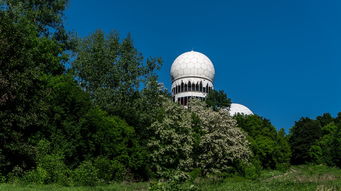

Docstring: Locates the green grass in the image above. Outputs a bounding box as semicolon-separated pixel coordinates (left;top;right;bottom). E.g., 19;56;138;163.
199;165;341;191
0;165;340;191
0;182;149;191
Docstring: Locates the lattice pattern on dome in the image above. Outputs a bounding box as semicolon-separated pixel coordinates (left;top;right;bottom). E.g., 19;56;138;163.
170;51;215;82
170;51;215;106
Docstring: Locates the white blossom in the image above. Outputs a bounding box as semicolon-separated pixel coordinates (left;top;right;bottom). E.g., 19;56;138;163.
147;99;252;177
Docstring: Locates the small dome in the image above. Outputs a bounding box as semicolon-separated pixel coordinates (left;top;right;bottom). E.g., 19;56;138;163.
229;103;253;116
170;51;215;82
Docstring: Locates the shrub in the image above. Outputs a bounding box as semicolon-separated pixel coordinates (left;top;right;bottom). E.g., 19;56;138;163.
71;160;99;186
21;154;71;185
22;167;48;184
39;154;71;184
234;159;261;180
149;171;199;191
93;157;126;182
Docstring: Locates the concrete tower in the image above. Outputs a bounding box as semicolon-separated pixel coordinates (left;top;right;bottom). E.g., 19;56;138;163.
170;51;215;105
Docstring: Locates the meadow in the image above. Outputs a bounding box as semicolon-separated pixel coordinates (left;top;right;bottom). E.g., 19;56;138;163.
0;165;339;191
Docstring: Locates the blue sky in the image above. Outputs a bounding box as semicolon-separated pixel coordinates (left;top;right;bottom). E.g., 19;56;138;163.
64;0;341;132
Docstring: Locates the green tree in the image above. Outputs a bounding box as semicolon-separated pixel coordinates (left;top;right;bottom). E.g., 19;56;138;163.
289;113;341;167
289;117;322;165
0;11;65;174
335;112;341;124
42;75;145;176
316;113;334;127
205;89;231;111
309;122;341;167
234;114;291;169
21;75;145;182
72;32;166;179
274;129;291;169
2;0;74;48
72;30;164;142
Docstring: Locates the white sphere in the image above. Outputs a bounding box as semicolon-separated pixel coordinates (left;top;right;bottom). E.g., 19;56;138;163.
229;103;254;116
170;51;215;82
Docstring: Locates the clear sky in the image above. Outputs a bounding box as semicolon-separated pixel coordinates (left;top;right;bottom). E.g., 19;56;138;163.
64;0;341;132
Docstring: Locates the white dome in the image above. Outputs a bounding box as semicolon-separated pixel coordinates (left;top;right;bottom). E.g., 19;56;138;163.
170;51;215;82
229;103;253;116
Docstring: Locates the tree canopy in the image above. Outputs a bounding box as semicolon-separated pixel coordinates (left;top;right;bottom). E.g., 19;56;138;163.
289;113;341;167
234;114;291;169
72;30;164;131
205;89;231;111
148;99;251;177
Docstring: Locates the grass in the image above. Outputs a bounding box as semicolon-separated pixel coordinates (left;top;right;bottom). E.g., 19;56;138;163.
0;165;340;191
199;165;341;191
0;182;149;191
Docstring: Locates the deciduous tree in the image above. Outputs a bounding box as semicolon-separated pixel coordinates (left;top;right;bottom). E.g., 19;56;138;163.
205;89;231;111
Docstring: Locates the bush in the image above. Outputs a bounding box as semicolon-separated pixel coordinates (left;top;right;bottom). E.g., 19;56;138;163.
149;171;199;191
22;154;71;185
22;167;48;184
93;157;126;183
7;166;24;183
235;160;261;180
188;168;202;180
71;160;99;186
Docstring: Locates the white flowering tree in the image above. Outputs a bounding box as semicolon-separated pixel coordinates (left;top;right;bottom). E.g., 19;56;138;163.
147;98;251;177
189;99;251;175
147;99;194;177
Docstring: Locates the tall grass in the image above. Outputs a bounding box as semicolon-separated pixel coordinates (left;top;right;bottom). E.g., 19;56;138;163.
0;165;340;191
199;165;341;191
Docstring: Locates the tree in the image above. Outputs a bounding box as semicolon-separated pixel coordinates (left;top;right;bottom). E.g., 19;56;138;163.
316;113;334;127
234;114;291;169
42;75;147;177
274;129;291;169
2;0;72;44
205;89;231;111
0;11;65;174
18;75;147;182
335;112;341;124
309;122;341;167
72;30;164;138
72;31;161;125
289;113;341;167
289;117;322;165
147;99;251;177
0;0;158;182
189;100;251;175
147;99;194;177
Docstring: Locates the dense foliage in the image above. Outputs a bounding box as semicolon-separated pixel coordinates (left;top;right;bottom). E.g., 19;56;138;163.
205;89;231;111
289;113;341;167
234;114;291;170
0;4;65;175
148;99;251;178
72;30;164;131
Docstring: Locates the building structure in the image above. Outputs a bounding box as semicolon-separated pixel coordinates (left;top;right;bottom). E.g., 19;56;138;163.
170;50;253;116
170;51;215;105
